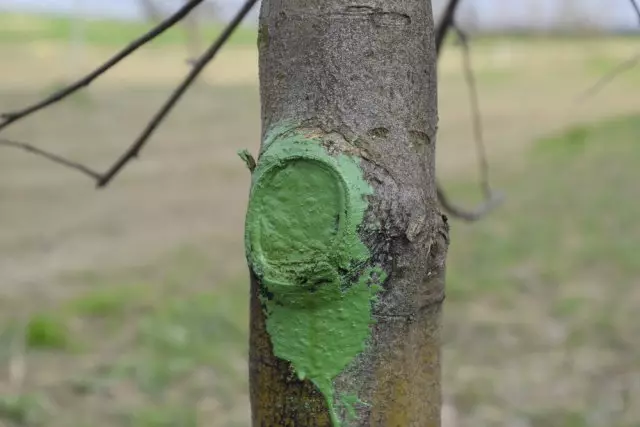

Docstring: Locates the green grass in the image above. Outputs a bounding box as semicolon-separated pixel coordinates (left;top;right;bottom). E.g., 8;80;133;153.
0;244;250;426
3;12;637;50
440;31;640;48
7;249;248;426
68;286;145;317
0;394;49;426
584;54;640;83
446;113;640;296
0;12;256;47
443;113;640;426
121;406;199;427
24;314;72;350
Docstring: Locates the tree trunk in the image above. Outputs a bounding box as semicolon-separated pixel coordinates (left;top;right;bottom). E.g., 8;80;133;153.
138;0;163;22
182;0;202;62
245;1;447;426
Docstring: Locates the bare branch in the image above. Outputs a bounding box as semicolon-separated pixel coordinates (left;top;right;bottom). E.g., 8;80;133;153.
577;52;640;101
0;0;257;187
0;138;102;180
435;0;461;54
0;0;206;133
1;0;494;214
437;184;505;222
454;23;491;195
630;0;640;24
433;1;503;221
577;0;640;100
96;0;258;187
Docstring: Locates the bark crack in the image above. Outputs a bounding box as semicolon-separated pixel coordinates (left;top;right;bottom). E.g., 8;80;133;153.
338;5;411;27
373;291;446;319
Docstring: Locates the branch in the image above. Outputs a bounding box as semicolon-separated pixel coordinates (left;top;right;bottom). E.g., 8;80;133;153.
433;0;504;221
454;23;489;195
0;138;102;180
0;0;206;133
437;183;504;222
435;0;461;55
630;0;640;24
2;0;494;212
0;0;258;188
96;0;258;187
577;52;640;101
577;0;640;101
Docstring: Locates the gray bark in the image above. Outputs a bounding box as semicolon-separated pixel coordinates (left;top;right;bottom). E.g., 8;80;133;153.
250;1;447;425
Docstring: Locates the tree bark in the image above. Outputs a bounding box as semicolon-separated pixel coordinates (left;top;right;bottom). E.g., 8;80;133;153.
246;1;447;426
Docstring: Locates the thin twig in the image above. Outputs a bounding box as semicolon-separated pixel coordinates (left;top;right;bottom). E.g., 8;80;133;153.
454;23;491;196
2;0;492;207
0;0;206;133
433;1;504;221
629;0;640;24
435;0;461;55
96;0;258;187
577;0;640;101
577;53;640;101
0;138;102;180
437;184;504;222
0;0;257;187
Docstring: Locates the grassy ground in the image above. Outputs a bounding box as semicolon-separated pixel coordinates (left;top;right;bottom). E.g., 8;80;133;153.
0;17;639;426
443;115;640;427
0;13;256;47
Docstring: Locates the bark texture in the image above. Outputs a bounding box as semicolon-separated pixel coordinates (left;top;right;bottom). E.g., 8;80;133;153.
249;1;447;425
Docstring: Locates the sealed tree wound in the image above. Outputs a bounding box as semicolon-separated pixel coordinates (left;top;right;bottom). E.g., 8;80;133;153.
251;0;444;426
245;125;386;425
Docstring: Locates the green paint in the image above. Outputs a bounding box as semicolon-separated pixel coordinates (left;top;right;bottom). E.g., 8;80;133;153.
245;124;385;425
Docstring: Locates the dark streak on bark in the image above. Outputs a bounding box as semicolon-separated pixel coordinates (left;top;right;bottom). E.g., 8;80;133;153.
251;1;446;425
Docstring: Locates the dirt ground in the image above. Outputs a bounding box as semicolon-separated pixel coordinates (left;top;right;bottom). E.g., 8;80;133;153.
0;34;639;426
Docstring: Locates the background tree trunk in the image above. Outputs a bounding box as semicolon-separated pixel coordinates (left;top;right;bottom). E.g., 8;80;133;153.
182;0;202;62
247;1;448;426
138;0;206;63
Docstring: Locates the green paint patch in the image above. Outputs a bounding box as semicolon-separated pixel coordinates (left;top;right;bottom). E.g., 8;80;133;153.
245;124;384;425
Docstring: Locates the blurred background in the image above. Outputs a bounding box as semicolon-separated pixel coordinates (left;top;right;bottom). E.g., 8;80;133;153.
0;1;638;426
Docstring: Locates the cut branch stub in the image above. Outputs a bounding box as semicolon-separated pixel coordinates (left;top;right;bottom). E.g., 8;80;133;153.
245;124;386;425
